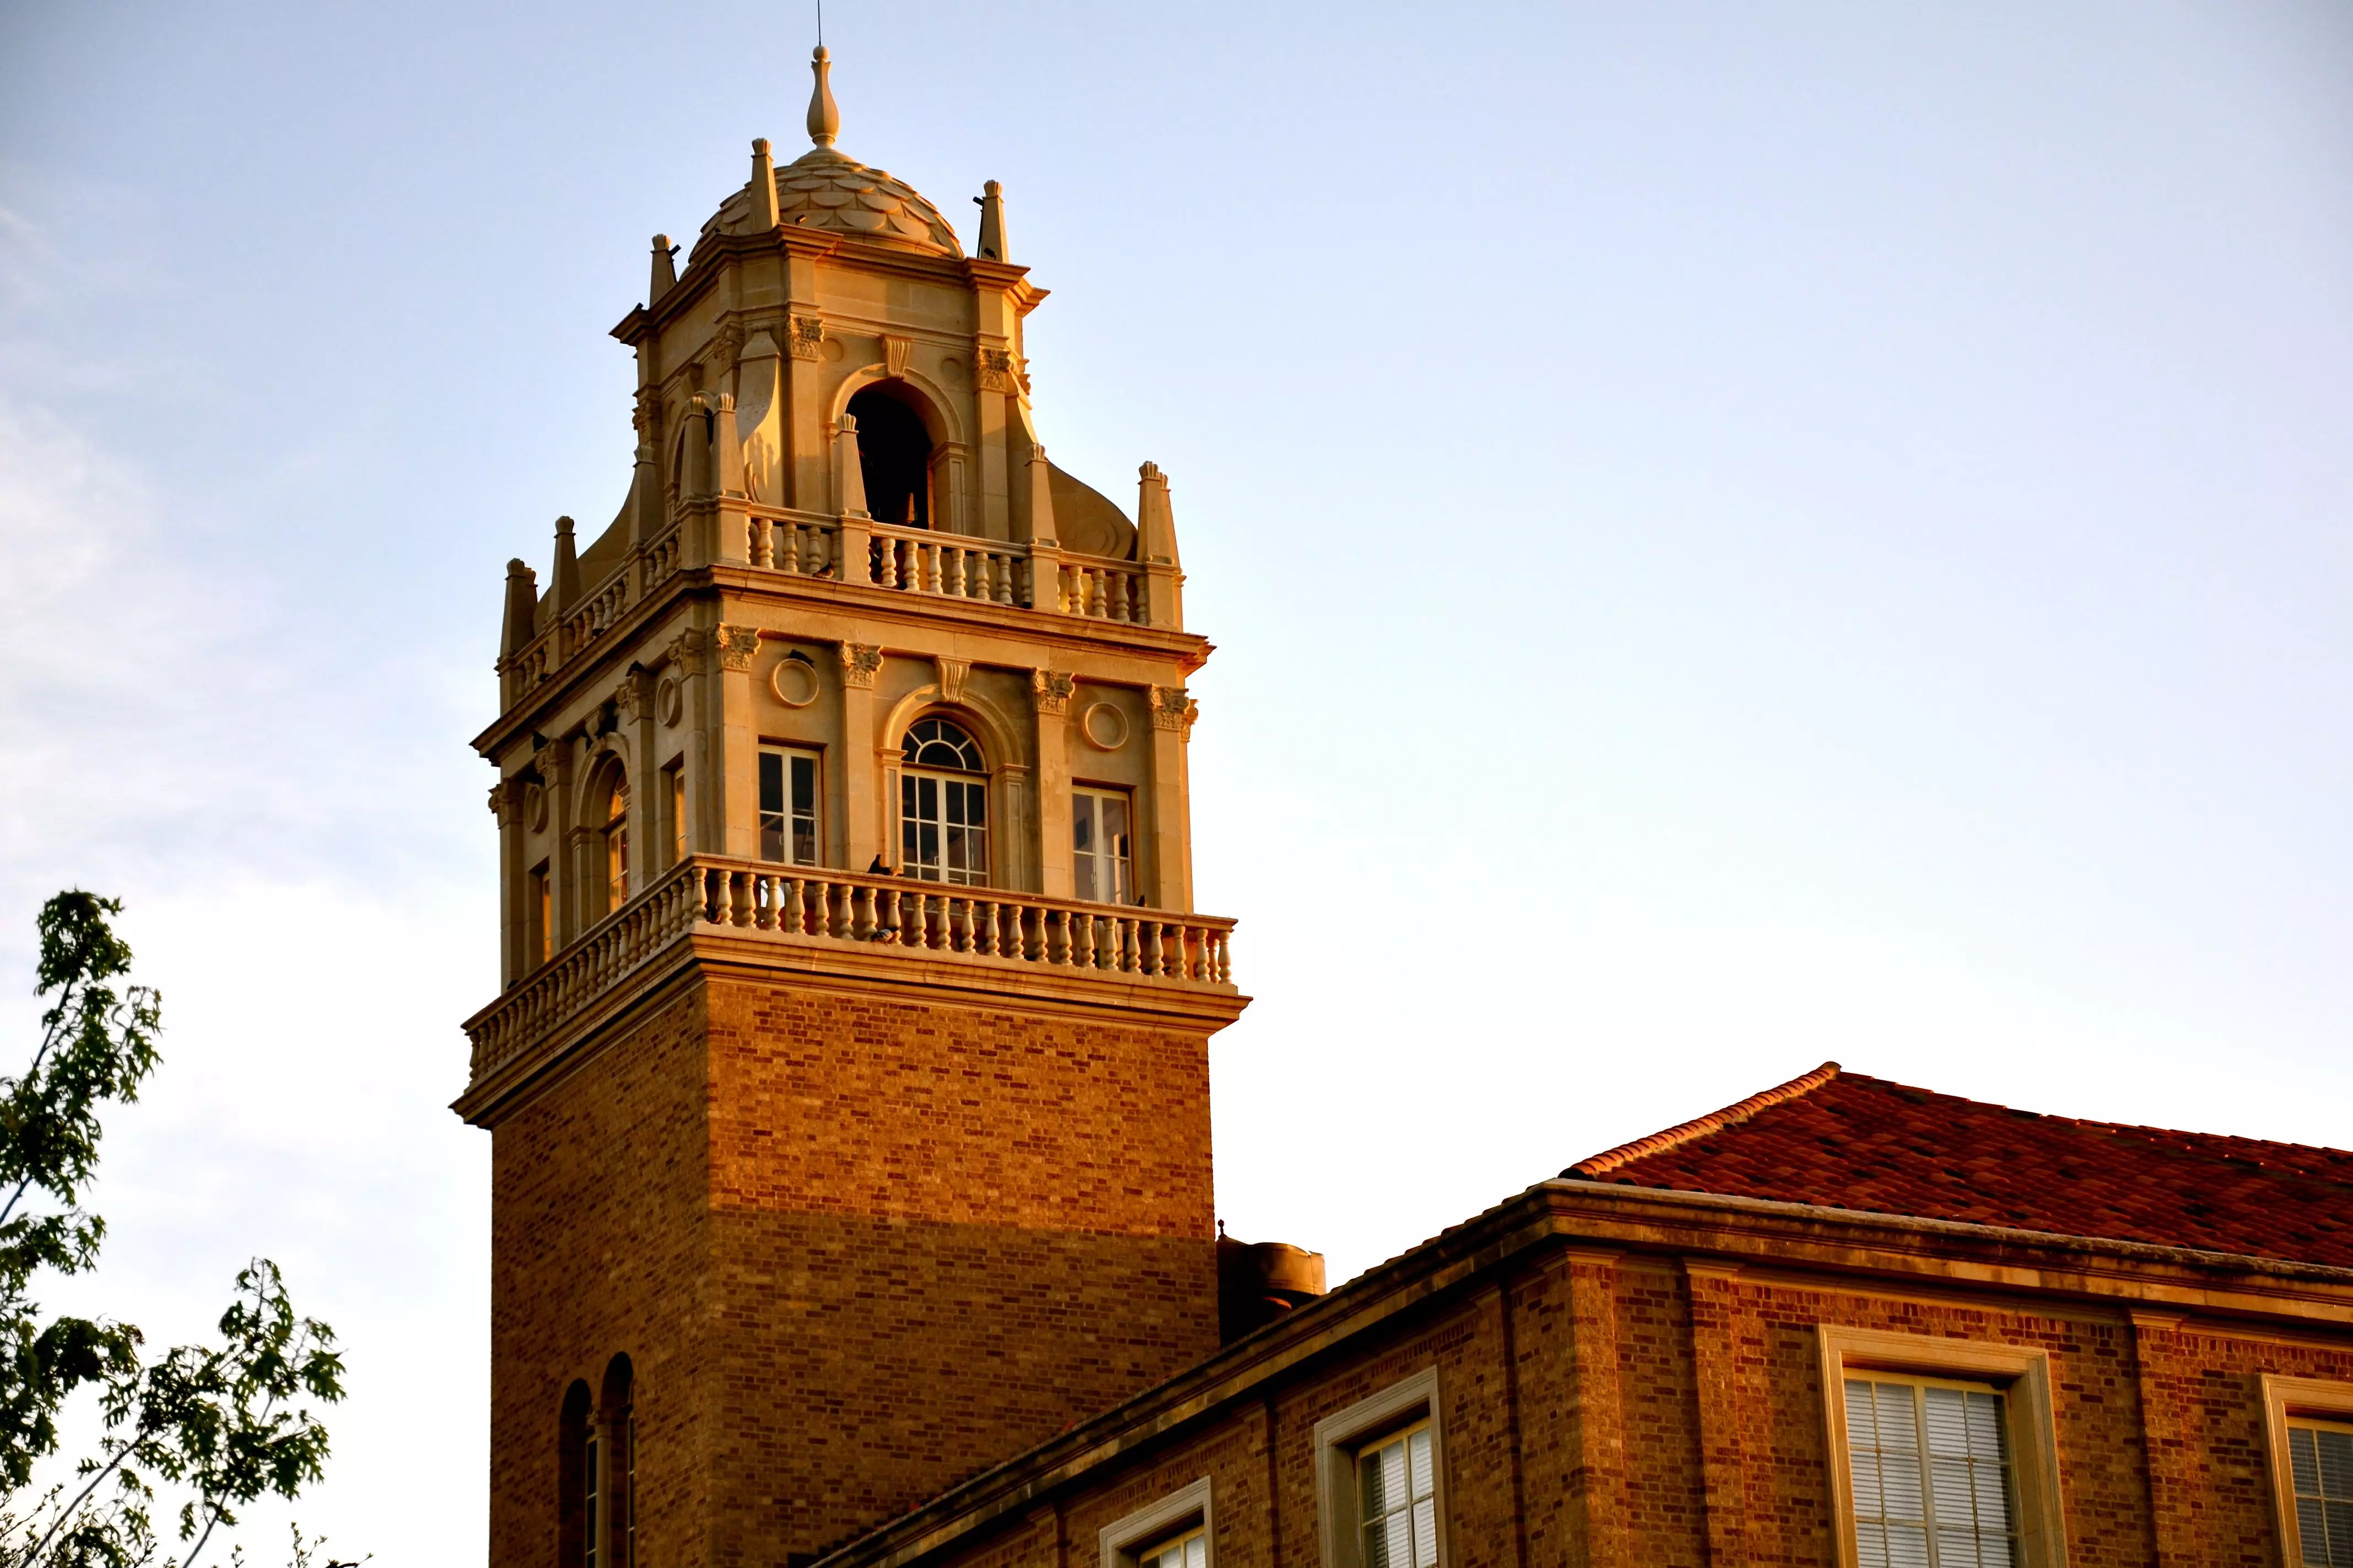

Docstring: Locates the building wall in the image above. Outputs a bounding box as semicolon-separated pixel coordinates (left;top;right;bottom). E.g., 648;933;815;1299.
488;968;1224;1568
852;1230;2353;1568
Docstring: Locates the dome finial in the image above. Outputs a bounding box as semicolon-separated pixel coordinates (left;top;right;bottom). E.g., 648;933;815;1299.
807;45;840;149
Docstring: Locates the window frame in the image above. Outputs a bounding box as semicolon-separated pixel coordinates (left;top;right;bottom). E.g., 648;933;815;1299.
759;745;826;868
527;861;552;969
1815;1326;2067;1568
1098;1477;1213;1568
898;719;991;887
1072;783;1136;906
661;759;687;867
1313;1367;1448;1568
2261;1372;2353;1567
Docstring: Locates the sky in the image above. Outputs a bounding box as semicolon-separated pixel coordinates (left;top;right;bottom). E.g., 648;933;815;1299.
1;1;2349;1559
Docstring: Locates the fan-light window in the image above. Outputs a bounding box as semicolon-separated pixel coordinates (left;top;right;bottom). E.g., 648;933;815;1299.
759;749;822;866
1074;787;1132;904
1136;1527;1205;1568
2292;1418;2353;1567
1844;1377;2019;1567
1359;1422;1437;1568
900;719;988;885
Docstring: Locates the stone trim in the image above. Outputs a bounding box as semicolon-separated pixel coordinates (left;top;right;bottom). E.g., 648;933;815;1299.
1312;1366;1448;1568
1097;1478;1212;1568
1814;1324;2068;1568
2258;1372;2353;1568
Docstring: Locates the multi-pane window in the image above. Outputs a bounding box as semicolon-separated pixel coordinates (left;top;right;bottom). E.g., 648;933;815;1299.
623;1408;638;1568
1136;1526;1205;1568
584;1428;601;1568
1359;1422;1437;1568
1073;787;1133;904
900;720;988;885
1844;1377;2018;1568
759;749;822;866
2292;1418;2353;1567
603;779;630;912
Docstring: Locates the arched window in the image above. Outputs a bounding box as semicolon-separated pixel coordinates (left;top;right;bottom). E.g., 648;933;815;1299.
600;1355;638;1568
849;384;935;528
900;718;987;885
601;771;630;915
558;1380;593;1567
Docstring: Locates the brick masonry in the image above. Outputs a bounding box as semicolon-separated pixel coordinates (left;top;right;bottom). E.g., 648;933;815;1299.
812;1194;2353;1568
485;967;1223;1567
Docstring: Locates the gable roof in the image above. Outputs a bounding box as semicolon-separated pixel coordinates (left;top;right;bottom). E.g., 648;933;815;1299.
1565;1062;2353;1268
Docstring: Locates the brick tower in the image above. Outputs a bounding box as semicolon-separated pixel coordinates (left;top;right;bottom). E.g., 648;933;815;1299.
457;48;1246;1568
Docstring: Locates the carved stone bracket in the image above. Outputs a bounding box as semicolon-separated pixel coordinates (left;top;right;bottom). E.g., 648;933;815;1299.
839;642;884;688
614;667;654;721
936;656;971;705
710;321;746;375
884;334;913;379
1150;685;1198;735
664;626;709;675
790;315;824;362
715;625;761;672
487;779;516;824
976;348;1015;392
1030;669;1074;716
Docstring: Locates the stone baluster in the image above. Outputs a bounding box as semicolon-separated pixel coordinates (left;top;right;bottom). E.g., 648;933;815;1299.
850;884;874;940
1214;929;1231;983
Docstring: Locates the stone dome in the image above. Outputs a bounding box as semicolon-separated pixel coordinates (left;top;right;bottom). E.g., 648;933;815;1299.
701;147;964;258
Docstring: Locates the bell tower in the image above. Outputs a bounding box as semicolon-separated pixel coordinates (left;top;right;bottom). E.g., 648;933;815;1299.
460;48;1245;1568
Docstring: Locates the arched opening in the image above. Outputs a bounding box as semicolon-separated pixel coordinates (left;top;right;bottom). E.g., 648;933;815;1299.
599;1355;637;1568
899;717;988;885
849;383;936;528
558;1380;593;1568
593;762;630;917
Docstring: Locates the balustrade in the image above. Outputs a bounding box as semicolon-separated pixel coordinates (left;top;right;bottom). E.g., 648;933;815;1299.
868;526;1026;607
1061;560;1145;624
465;856;1236;1091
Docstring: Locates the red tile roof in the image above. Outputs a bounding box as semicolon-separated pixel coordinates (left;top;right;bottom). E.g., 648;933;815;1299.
1566;1062;2353;1268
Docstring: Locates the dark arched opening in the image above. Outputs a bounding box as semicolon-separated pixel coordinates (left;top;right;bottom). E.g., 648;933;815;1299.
600;1355;637;1568
849;384;935;528
559;1379;593;1567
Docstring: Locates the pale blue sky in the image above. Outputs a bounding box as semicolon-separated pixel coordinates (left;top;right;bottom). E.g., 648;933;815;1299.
3;2;2349;1558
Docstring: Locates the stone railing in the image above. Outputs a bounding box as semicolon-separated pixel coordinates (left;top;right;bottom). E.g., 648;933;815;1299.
749;511;837;577
868;522;1028;606
465;855;1235;1088
500;505;1172;711
694;858;1233;983
1057;559;1146;623
465;853;709;1084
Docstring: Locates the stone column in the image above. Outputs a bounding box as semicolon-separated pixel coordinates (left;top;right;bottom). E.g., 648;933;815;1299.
838;643;884;869
490;777;525;987
1032;671;1075;898
714;625;762;860
1147;686;1197;912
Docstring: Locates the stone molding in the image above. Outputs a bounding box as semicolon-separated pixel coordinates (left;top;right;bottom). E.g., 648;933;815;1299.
715;625;761;672
1030;669;1074;716
1150;685;1197;735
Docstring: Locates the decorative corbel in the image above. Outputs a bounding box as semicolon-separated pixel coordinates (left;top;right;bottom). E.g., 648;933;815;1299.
884;334;913;380
838;641;883;689
1149;685;1197;734
715;625;761;672
663;625;709;675
936;656;971;705
790;315;825;362
1030;669;1074;716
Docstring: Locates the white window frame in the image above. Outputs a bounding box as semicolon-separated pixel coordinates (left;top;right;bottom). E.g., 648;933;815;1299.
2261;1372;2353;1567
1314;1366;1448;1568
1073;783;1136;905
1816;1326;2068;1568
1099;1477;1213;1568
759;745;825;868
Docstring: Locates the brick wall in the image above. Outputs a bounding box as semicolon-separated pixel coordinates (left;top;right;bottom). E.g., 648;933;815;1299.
485;966;1223;1567
834;1225;2353;1568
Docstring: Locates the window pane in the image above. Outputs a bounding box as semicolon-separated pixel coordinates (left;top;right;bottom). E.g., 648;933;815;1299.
791;755;816;815
1412;1497;1437;1568
760;751;782;814
1075;796;1096;853
1185;1535;1206;1568
2296;1428;2323;1495
2323;1429;2353;1501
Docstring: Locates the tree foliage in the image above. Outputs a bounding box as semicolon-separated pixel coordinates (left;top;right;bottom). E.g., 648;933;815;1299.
0;894;350;1567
